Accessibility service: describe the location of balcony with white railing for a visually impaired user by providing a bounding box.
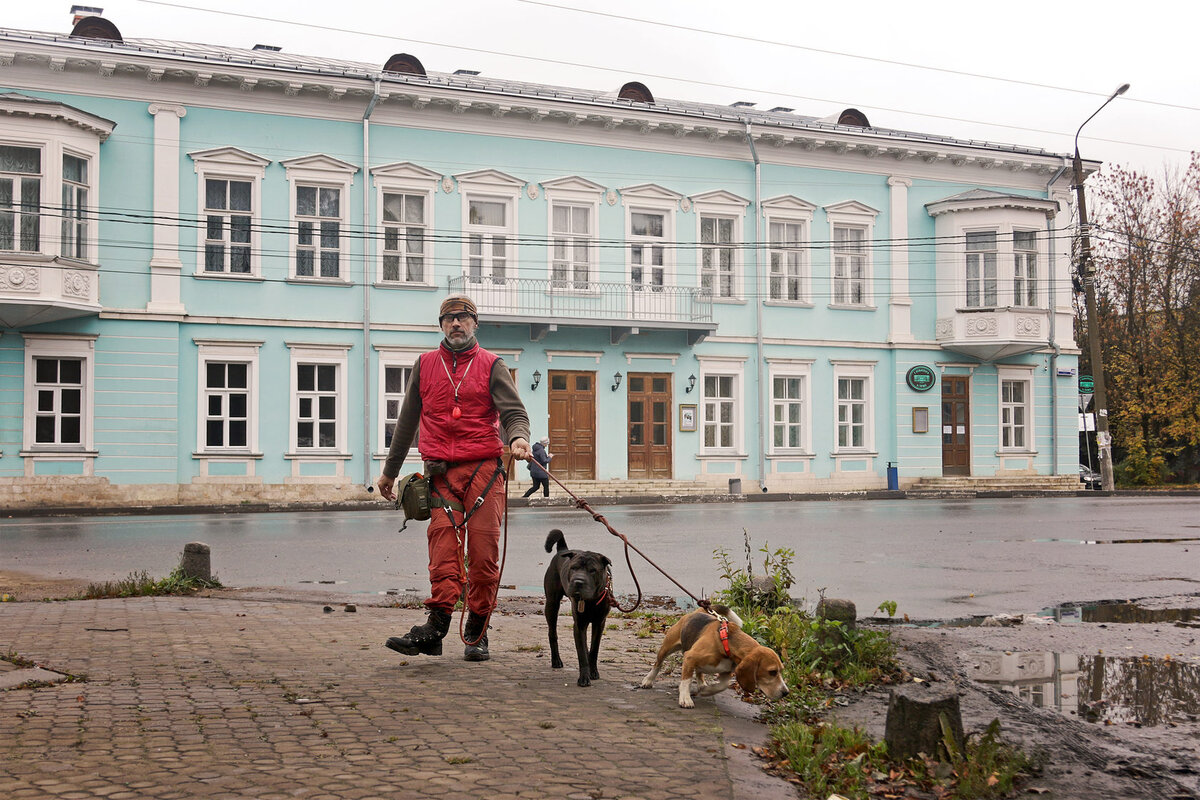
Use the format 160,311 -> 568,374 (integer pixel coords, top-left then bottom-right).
447,275 -> 716,344
0,254 -> 102,328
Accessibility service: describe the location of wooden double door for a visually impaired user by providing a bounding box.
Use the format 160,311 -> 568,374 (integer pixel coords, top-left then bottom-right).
626,372 -> 672,479
547,370 -> 595,480
941,375 -> 970,475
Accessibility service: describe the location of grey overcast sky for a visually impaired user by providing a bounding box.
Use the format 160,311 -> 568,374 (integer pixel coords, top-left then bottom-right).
6,0 -> 1197,178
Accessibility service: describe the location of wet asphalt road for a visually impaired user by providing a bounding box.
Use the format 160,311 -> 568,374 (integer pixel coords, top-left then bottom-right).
3,496 -> 1199,620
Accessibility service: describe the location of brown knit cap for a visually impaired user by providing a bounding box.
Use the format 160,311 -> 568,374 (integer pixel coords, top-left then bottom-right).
438,294 -> 477,321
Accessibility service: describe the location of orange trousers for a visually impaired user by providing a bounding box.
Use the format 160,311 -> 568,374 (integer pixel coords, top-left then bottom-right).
425,460 -> 504,615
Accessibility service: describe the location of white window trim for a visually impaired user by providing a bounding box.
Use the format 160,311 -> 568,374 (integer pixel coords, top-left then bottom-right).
692,190 -> 749,301
281,155 -> 359,284
824,201 -> 879,309
457,169 -> 525,284
998,365 -> 1036,453
766,358 -> 814,456
543,176 -> 605,294
194,339 -> 262,455
763,195 -> 816,306
830,359 -> 877,454
1012,228 -> 1041,309
189,147 -> 270,280
696,355 -> 747,457
372,162 -> 440,287
621,184 -> 682,290
374,345 -> 425,455
287,343 -> 351,455
21,334 -> 97,453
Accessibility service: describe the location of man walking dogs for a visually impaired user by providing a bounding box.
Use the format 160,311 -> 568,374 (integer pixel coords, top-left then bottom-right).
377,295 -> 531,662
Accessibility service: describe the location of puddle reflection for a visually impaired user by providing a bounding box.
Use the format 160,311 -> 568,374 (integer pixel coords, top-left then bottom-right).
964,650 -> 1200,727
1042,601 -> 1200,624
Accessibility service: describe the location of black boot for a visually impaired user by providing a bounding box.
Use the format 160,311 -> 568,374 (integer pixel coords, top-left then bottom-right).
463,611 -> 490,662
386,608 -> 452,656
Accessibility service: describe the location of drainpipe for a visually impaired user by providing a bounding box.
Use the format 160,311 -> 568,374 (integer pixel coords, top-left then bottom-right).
1045,160 -> 1068,477
362,77 -> 381,490
743,120 -> 767,492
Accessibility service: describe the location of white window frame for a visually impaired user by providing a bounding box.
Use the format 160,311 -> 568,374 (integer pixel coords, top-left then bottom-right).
287,343 -> 350,454
0,106 -> 108,265
1013,229 -> 1040,308
965,228 -> 999,308
372,162 -> 440,287
692,191 -> 749,301
195,339 -> 261,454
543,177 -> 605,294
824,201 -> 879,309
762,195 -> 816,305
767,359 -> 813,455
60,151 -> 89,261
831,361 -> 876,454
189,147 -> 270,279
697,356 -> 746,457
374,345 -> 425,454
281,155 -> 359,283
22,334 -> 96,453
621,184 -> 682,294
998,366 -> 1035,452
456,169 -> 525,289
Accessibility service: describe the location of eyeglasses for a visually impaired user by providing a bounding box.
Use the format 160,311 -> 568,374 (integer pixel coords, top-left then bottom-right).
440,312 -> 474,324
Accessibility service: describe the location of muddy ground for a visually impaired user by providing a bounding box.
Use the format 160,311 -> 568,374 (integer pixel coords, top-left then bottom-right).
3,571 -> 1198,799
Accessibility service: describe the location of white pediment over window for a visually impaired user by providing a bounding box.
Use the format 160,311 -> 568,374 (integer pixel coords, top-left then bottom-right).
690,189 -> 750,210
620,183 -> 684,206
371,161 -> 442,182
762,194 -> 818,216
454,168 -> 527,190
280,153 -> 360,176
824,200 -> 880,218
540,175 -> 606,195
189,146 -> 271,173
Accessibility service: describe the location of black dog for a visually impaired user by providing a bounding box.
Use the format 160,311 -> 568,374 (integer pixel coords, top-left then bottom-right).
544,529 -> 612,687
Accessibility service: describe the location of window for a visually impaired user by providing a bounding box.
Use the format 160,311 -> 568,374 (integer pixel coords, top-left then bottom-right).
630,211 -> 665,291
1013,230 -> 1038,307
60,154 -> 88,259
0,144 -> 42,253
296,184 -> 341,279
467,197 -> 512,283
965,231 -> 998,307
204,178 -> 252,274
551,203 -> 593,289
23,335 -> 95,453
195,340 -> 261,455
700,215 -> 735,297
1001,378 -> 1030,449
190,147 -> 270,279
833,225 -> 867,305
33,357 -> 82,446
383,364 -> 412,448
297,363 -> 338,449
703,374 -> 735,450
382,192 -> 426,282
769,220 -> 806,301
772,375 -> 805,450
204,362 -> 249,449
831,362 -> 875,453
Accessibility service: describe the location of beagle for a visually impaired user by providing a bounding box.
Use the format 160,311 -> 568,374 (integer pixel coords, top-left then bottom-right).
639,605 -> 789,708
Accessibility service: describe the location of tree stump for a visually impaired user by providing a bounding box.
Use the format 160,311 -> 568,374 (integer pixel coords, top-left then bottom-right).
884,683 -> 965,762
180,542 -> 211,582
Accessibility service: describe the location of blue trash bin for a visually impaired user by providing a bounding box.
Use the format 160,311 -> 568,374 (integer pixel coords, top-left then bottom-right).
886,462 -> 899,491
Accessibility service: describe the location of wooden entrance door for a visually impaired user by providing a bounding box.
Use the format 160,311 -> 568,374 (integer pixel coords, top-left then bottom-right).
627,372 -> 672,479
941,375 -> 970,475
548,370 -> 595,480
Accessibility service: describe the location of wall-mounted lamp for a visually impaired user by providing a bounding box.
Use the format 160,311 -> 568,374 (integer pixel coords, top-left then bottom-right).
611,372 -> 622,392
530,370 -> 541,391
685,374 -> 696,393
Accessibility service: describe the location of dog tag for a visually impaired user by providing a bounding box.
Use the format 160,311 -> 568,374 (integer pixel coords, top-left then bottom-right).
451,406 -> 462,419
577,599 -> 586,614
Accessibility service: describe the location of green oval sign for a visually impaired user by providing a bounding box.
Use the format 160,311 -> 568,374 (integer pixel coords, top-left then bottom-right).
906,365 -> 936,392
1079,375 -> 1094,394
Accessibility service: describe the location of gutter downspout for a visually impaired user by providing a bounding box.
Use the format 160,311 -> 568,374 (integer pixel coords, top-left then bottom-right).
1045,161 -> 1068,477
744,120 -> 767,492
362,77 -> 381,490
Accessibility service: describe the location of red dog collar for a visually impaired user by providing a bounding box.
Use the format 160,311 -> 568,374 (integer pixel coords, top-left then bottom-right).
718,620 -> 731,657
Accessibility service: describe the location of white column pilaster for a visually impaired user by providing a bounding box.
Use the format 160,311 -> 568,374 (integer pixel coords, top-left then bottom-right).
1050,190 -> 1077,350
147,102 -> 187,314
887,176 -> 914,342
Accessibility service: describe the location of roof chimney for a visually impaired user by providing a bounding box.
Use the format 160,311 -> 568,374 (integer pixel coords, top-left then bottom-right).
71,5 -> 104,25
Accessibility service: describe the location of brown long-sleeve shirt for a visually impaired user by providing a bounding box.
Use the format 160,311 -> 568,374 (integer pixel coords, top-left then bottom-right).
381,350 -> 531,479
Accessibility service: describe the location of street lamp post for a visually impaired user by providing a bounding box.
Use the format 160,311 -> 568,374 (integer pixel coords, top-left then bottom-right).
1072,82 -> 1128,493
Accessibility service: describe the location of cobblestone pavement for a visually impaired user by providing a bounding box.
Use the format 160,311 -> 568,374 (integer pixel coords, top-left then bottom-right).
0,595 -> 794,800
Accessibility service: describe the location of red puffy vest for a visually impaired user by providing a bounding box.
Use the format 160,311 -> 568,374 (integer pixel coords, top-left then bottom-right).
417,343 -> 502,463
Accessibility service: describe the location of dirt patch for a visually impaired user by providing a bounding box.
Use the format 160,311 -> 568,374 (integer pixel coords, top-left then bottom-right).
0,570 -> 93,602
832,611 -> 1200,799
